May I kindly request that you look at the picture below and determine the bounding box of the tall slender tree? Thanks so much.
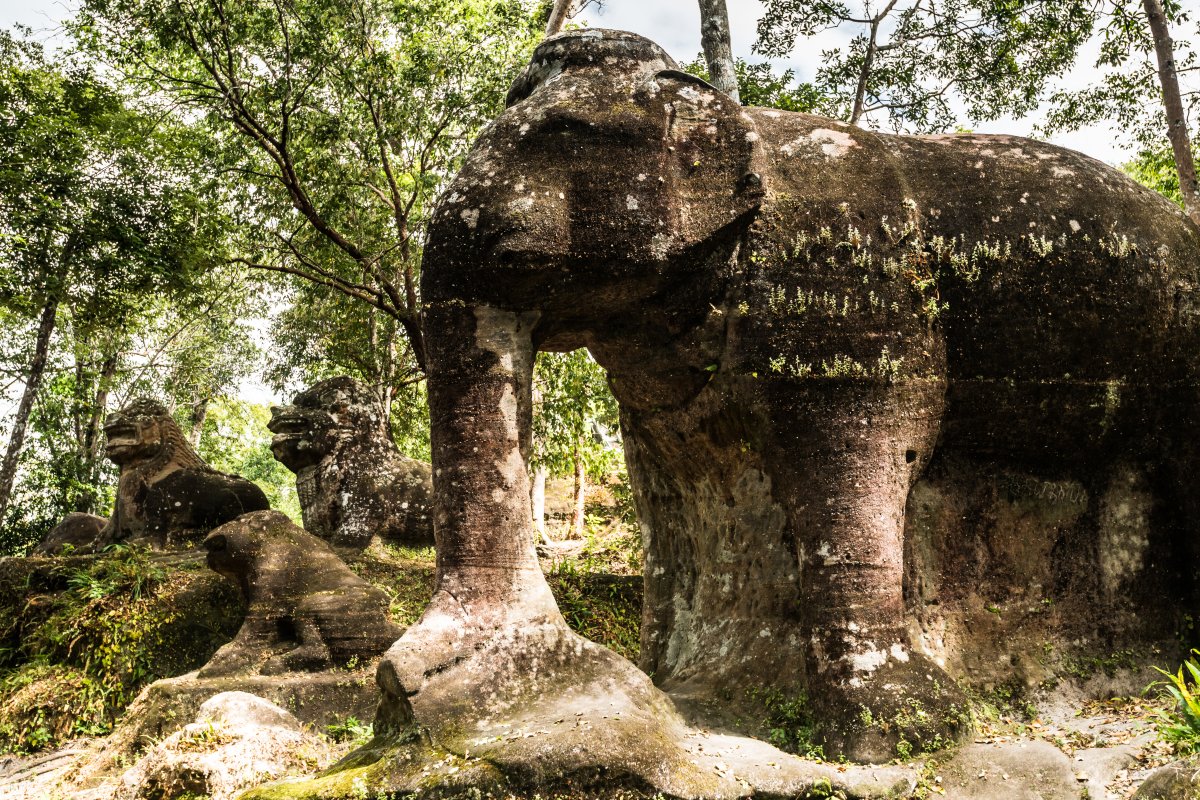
[699,0,740,101]
[545,0,576,36]
[700,0,734,102]
[0,30,215,525]
[1141,0,1199,222]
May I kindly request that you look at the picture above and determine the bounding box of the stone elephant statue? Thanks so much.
[380,29,1200,763]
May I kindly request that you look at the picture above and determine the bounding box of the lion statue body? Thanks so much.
[197,510,402,677]
[268,377,434,549]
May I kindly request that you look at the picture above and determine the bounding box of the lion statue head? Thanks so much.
[267,377,387,471]
[103,398,209,471]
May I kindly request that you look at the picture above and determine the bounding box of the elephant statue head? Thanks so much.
[380,27,1200,769]
[425,30,765,328]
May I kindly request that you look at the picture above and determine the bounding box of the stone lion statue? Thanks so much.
[268,376,434,549]
[97,398,270,549]
[197,510,403,677]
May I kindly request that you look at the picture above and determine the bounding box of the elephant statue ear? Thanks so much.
[644,69,767,259]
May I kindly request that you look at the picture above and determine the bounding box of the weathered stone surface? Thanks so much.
[269,376,434,549]
[403,27,1200,765]
[58,668,378,796]
[32,512,106,555]
[937,741,1084,800]
[97,398,270,549]
[116,692,336,800]
[198,510,402,677]
[1133,758,1200,799]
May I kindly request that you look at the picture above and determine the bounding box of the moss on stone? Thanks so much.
[0,549,243,753]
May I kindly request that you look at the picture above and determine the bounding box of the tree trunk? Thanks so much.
[1144,0,1200,224]
[381,324,396,432]
[531,466,548,542]
[571,438,586,537]
[850,20,881,126]
[0,295,60,524]
[188,396,209,450]
[544,0,575,38]
[76,353,118,514]
[698,0,740,102]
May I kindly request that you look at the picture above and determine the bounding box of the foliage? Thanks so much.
[0,29,258,544]
[1042,0,1194,152]
[325,716,374,745]
[545,560,641,662]
[345,544,437,627]
[682,57,823,112]
[756,0,1097,132]
[122,274,266,412]
[1150,649,1200,754]
[0,28,218,322]
[747,686,824,759]
[532,350,622,481]
[73,0,542,368]
[196,398,302,521]
[1125,142,1187,207]
[0,547,243,752]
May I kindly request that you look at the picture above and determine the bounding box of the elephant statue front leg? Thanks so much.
[376,302,563,724]
[768,377,970,762]
[369,303,732,794]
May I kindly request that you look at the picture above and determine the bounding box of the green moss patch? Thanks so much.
[0,547,243,753]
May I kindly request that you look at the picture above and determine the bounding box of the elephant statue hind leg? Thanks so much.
[765,379,971,761]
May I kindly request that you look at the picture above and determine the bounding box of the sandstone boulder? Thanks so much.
[117,691,335,800]
[32,512,107,555]
[197,510,402,678]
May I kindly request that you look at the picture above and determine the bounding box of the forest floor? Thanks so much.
[0,479,1191,799]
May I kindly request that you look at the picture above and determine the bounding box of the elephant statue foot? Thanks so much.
[810,650,971,762]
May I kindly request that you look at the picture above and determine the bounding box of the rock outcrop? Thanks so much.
[1134,757,1200,799]
[95,398,269,549]
[32,512,107,555]
[117,692,336,800]
[269,376,434,549]
[197,510,402,678]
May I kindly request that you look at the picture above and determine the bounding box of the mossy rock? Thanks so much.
[0,545,643,757]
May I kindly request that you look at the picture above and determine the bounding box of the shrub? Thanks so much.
[1150,649,1200,754]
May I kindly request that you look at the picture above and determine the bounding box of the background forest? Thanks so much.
[0,0,1197,557]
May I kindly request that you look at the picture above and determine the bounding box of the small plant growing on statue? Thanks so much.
[326,716,373,745]
[749,687,824,760]
[1149,649,1200,754]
